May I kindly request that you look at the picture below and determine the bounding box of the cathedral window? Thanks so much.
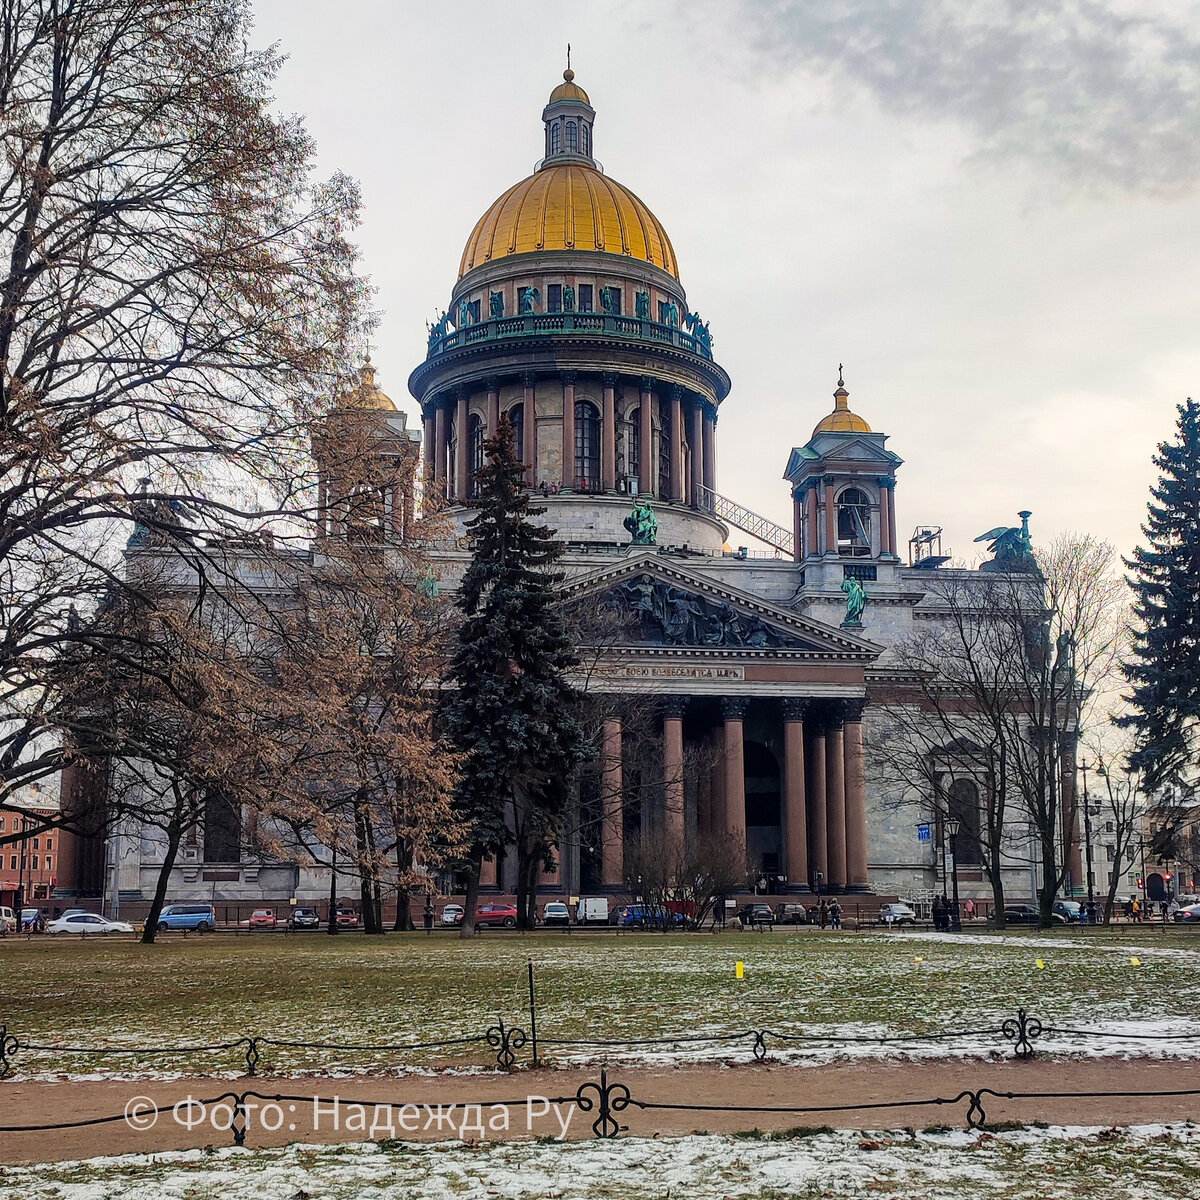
[658,408,671,497]
[469,414,485,496]
[578,284,593,312]
[575,400,601,489]
[628,406,641,482]
[582,123,590,155]
[566,121,578,152]
[836,487,872,556]
[547,284,562,313]
[506,404,524,462]
[946,777,982,866]
[551,122,561,154]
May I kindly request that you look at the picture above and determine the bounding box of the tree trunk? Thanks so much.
[141,820,182,945]
[459,857,480,939]
[987,841,1006,929]
[393,842,415,931]
[1038,832,1059,928]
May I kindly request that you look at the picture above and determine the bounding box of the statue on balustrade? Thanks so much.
[841,576,867,627]
[684,310,712,353]
[427,310,450,350]
[635,291,650,319]
[975,510,1037,573]
[623,499,658,545]
[600,287,617,314]
[457,300,473,328]
[489,291,504,320]
[518,286,540,315]
[563,285,576,312]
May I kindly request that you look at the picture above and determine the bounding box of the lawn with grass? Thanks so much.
[4,1124,1199,1199]
[1,930,1198,1077]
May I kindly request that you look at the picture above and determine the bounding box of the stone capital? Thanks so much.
[781,697,811,723]
[523,371,537,389]
[560,370,578,387]
[602,372,619,390]
[484,376,500,394]
[662,696,690,721]
[640,375,655,394]
[721,696,750,722]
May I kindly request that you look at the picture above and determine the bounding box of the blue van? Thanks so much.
[157,903,217,932]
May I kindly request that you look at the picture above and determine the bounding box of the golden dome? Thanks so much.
[458,163,679,280]
[813,381,871,436]
[345,360,395,411]
[549,68,590,104]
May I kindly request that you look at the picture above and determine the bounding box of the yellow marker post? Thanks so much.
[735,961,744,980]
[1035,958,1045,969]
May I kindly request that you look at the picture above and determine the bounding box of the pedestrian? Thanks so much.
[830,899,842,930]
[964,898,975,922]
[818,898,828,929]
[423,896,434,934]
[932,895,944,932]
[1132,896,1141,922]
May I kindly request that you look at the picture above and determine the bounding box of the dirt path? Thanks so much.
[2,1057,1199,1163]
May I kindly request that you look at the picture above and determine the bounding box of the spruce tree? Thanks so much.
[1120,398,1200,791]
[442,417,588,932]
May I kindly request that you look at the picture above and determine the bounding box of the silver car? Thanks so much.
[46,912,134,936]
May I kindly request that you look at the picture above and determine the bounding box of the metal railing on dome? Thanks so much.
[424,313,714,362]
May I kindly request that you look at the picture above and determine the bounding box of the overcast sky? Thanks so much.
[251,0,1200,564]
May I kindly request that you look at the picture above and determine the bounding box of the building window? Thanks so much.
[836,487,872,556]
[507,404,524,463]
[469,415,485,496]
[582,124,590,155]
[600,286,622,315]
[32,837,39,849]
[32,855,38,870]
[575,400,601,489]
[203,789,241,863]
[1104,820,1114,833]
[1106,844,1116,862]
[946,776,982,866]
[467,299,481,325]
[547,284,562,313]
[45,837,52,850]
[628,406,640,482]
[0,817,5,831]
[566,121,577,152]
[550,122,560,154]
[8,855,14,870]
[44,855,51,872]
[578,284,593,312]
[658,410,671,497]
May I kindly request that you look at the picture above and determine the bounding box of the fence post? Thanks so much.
[528,958,539,1066]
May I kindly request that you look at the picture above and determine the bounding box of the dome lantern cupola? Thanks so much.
[541,64,596,168]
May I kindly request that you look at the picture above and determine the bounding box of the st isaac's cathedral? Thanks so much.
[90,68,1074,913]
[403,68,1075,907]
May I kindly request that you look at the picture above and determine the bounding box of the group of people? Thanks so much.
[931,893,961,931]
[814,898,842,929]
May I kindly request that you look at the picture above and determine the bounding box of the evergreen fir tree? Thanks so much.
[1120,397,1200,791]
[442,416,589,931]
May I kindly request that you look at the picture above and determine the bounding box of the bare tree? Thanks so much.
[0,0,369,846]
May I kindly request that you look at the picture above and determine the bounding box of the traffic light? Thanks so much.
[1135,873,1144,889]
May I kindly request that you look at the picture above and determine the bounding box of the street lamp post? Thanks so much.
[1080,758,1098,922]
[945,817,962,932]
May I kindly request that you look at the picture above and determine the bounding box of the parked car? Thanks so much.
[1053,900,1082,923]
[20,907,45,932]
[878,902,918,926]
[157,903,218,932]
[46,912,134,936]
[441,903,465,927]
[475,903,518,929]
[738,903,775,927]
[610,904,686,930]
[334,907,361,928]
[774,903,808,925]
[541,901,571,927]
[0,906,16,933]
[1172,903,1200,924]
[249,908,277,929]
[576,897,610,925]
[286,907,321,930]
[1002,904,1066,925]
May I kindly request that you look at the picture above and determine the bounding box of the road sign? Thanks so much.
[917,824,932,843]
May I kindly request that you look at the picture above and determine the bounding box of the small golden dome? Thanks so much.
[550,68,590,104]
[813,380,871,436]
[346,359,396,411]
[459,163,678,279]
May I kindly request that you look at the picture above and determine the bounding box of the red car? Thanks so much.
[475,903,518,929]
[335,907,362,928]
[249,908,277,929]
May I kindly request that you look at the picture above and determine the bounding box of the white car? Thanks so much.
[441,903,464,927]
[878,902,918,926]
[46,912,134,936]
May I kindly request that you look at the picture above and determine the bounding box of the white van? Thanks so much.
[576,897,609,925]
[0,906,16,934]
